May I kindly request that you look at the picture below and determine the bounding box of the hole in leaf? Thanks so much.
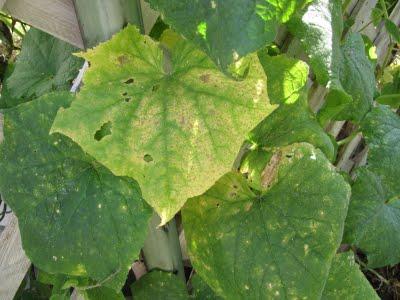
[285,154,293,158]
[152,84,159,92]
[143,154,153,162]
[216,203,220,208]
[233,185,238,189]
[94,121,112,141]
[124,78,134,84]
[125,97,131,102]
[122,92,128,96]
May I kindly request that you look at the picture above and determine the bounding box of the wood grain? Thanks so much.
[139,0,158,34]
[0,0,6,9]
[3,0,84,48]
[0,214,30,300]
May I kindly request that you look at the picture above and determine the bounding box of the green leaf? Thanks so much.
[318,33,376,123]
[51,26,274,224]
[182,143,350,299]
[131,271,188,299]
[146,0,312,69]
[371,8,384,26]
[321,252,379,299]
[250,53,335,161]
[344,105,400,267]
[257,53,309,105]
[249,93,336,161]
[375,93,400,108]
[287,0,343,87]
[288,0,375,123]
[379,65,400,108]
[0,92,152,289]
[191,274,222,300]
[3,28,83,107]
[384,18,400,43]
[83,286,125,300]
[0,62,16,109]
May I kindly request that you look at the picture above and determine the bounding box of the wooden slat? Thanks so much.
[3,0,84,48]
[0,214,30,300]
[375,0,400,65]
[139,0,158,34]
[73,0,142,48]
[0,0,6,9]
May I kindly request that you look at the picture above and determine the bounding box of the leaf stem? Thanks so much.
[353,253,390,286]
[337,131,359,146]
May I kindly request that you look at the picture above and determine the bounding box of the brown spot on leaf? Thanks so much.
[117,55,129,65]
[200,73,211,83]
[261,151,282,189]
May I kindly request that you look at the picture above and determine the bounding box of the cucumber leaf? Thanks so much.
[250,53,335,160]
[384,18,400,43]
[0,92,152,290]
[3,28,83,108]
[257,53,309,105]
[322,252,379,299]
[131,271,188,299]
[182,143,350,299]
[51,26,273,224]
[146,0,312,69]
[288,0,375,123]
[191,274,222,300]
[344,105,400,267]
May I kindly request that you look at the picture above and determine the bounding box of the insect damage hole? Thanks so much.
[143,154,153,162]
[124,78,134,84]
[94,121,112,141]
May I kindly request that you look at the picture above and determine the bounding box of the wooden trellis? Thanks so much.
[0,0,399,299]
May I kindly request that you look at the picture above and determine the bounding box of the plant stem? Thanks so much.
[337,131,359,146]
[355,256,391,286]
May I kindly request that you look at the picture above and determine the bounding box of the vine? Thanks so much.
[0,0,400,299]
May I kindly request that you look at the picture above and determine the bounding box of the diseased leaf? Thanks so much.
[288,0,375,123]
[240,148,274,191]
[131,271,188,299]
[322,252,379,299]
[0,92,152,289]
[51,26,273,224]
[183,143,350,299]
[146,0,312,69]
[3,28,83,108]
[344,106,400,267]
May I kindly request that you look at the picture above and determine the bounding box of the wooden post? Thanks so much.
[0,215,30,300]
[2,0,84,48]
[142,214,185,282]
[73,0,142,48]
